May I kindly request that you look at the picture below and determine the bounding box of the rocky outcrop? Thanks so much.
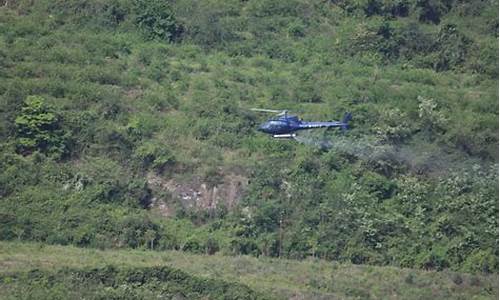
[147,172,248,217]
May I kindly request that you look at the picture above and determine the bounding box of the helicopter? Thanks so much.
[252,108,352,139]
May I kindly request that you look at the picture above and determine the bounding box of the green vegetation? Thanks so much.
[1,265,266,300]
[0,1,497,295]
[0,241,498,299]
[14,95,68,157]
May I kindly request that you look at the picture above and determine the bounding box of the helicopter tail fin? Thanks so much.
[341,112,352,133]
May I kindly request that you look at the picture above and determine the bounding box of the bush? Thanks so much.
[120,216,159,248]
[434,24,472,71]
[0,265,265,299]
[134,0,182,42]
[182,237,204,254]
[417,248,450,271]
[134,141,176,172]
[373,108,414,143]
[462,250,498,273]
[395,22,436,61]
[416,0,452,24]
[15,96,68,158]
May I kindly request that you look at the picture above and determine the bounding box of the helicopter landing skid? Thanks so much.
[272,133,297,139]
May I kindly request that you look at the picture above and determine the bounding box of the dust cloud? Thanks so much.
[294,131,483,175]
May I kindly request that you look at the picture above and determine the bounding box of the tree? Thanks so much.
[15,96,67,157]
[417,96,447,135]
[134,0,182,42]
[415,0,452,24]
[144,229,156,250]
[434,24,471,71]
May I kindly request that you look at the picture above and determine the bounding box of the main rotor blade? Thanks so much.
[250,108,284,113]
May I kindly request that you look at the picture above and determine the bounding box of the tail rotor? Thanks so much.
[341,112,352,133]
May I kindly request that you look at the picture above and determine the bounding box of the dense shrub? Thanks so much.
[15,96,68,157]
[415,0,453,24]
[433,24,472,71]
[0,266,268,300]
[134,0,182,42]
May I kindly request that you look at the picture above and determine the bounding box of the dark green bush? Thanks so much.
[134,0,182,42]
[434,24,472,71]
[0,266,268,299]
[416,0,452,24]
[15,96,68,157]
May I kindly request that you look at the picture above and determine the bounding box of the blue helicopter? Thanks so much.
[252,108,352,139]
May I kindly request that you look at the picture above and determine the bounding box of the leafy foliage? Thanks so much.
[0,265,268,300]
[134,0,182,42]
[14,96,68,157]
[0,0,497,275]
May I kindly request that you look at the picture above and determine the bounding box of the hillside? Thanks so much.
[0,0,498,293]
[0,241,498,299]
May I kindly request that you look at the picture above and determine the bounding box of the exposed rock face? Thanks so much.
[147,172,248,217]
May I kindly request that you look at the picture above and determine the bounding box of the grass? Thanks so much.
[0,241,497,299]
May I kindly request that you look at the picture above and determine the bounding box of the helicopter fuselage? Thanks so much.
[258,114,347,138]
